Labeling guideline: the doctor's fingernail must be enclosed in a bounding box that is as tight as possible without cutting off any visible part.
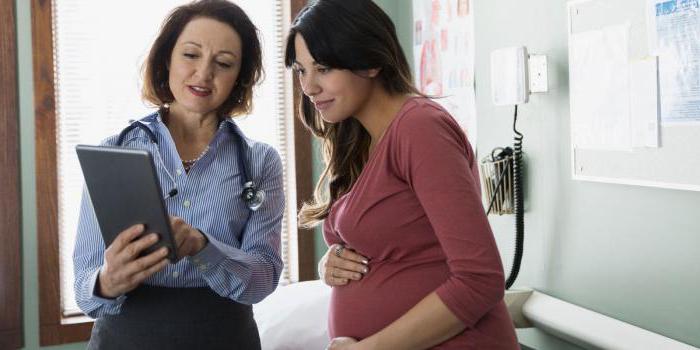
[362,259,368,265]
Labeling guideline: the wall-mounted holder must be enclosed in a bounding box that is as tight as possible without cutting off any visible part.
[480,150,515,215]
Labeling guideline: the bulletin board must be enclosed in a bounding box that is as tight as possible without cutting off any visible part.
[568,0,700,191]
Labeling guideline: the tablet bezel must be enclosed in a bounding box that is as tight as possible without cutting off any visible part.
[76,144,178,262]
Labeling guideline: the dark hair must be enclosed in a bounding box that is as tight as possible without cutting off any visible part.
[285,0,421,228]
[142,0,263,117]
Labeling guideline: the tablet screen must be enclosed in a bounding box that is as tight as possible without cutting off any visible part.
[76,144,178,262]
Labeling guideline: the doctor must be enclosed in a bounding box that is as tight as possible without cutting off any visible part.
[72,1,283,349]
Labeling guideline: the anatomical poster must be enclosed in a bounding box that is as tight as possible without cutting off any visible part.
[413,0,477,143]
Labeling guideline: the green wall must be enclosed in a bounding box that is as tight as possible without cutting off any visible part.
[476,0,699,347]
[371,0,700,348]
[374,0,414,67]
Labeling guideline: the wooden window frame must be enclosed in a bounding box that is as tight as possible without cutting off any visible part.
[32,0,315,345]
[290,0,317,282]
[0,0,24,349]
[31,0,94,345]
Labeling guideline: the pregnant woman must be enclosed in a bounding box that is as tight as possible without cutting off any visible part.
[285,0,519,349]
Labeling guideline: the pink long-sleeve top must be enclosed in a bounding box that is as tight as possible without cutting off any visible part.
[323,97,519,349]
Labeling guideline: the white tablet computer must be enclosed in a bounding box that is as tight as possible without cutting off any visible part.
[76,144,178,262]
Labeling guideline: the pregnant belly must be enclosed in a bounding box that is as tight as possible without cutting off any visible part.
[328,259,449,340]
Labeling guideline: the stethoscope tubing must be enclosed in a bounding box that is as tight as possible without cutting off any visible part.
[116,120,263,211]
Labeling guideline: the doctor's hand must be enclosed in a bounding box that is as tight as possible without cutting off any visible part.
[319,244,369,287]
[98,224,170,299]
[170,216,208,258]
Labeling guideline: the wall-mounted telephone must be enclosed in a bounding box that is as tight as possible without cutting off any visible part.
[484,46,547,289]
[480,106,524,290]
[491,46,529,106]
[491,46,548,105]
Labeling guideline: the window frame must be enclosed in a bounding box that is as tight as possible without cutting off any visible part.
[32,0,315,345]
[0,0,24,348]
[290,0,317,282]
[31,0,94,345]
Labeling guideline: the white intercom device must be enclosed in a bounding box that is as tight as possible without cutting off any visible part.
[491,46,530,106]
[491,46,549,106]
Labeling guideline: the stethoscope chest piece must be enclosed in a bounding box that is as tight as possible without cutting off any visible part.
[242,181,265,211]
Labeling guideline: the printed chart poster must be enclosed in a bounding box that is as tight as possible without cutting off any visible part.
[413,0,477,143]
[649,0,700,123]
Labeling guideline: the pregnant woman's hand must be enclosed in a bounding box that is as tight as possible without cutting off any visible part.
[319,244,369,287]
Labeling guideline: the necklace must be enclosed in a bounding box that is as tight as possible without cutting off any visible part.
[182,145,210,172]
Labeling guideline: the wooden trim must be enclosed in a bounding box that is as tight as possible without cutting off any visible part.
[0,331,22,350]
[38,323,93,346]
[31,0,92,345]
[290,0,316,281]
[0,0,24,349]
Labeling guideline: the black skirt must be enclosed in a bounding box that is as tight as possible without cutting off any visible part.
[87,285,261,350]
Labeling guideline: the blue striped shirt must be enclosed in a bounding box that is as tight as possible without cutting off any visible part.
[73,112,284,318]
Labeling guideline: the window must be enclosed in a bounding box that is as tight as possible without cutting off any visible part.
[1,0,23,348]
[32,0,314,345]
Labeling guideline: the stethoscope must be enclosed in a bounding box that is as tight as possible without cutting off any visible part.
[116,118,265,211]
